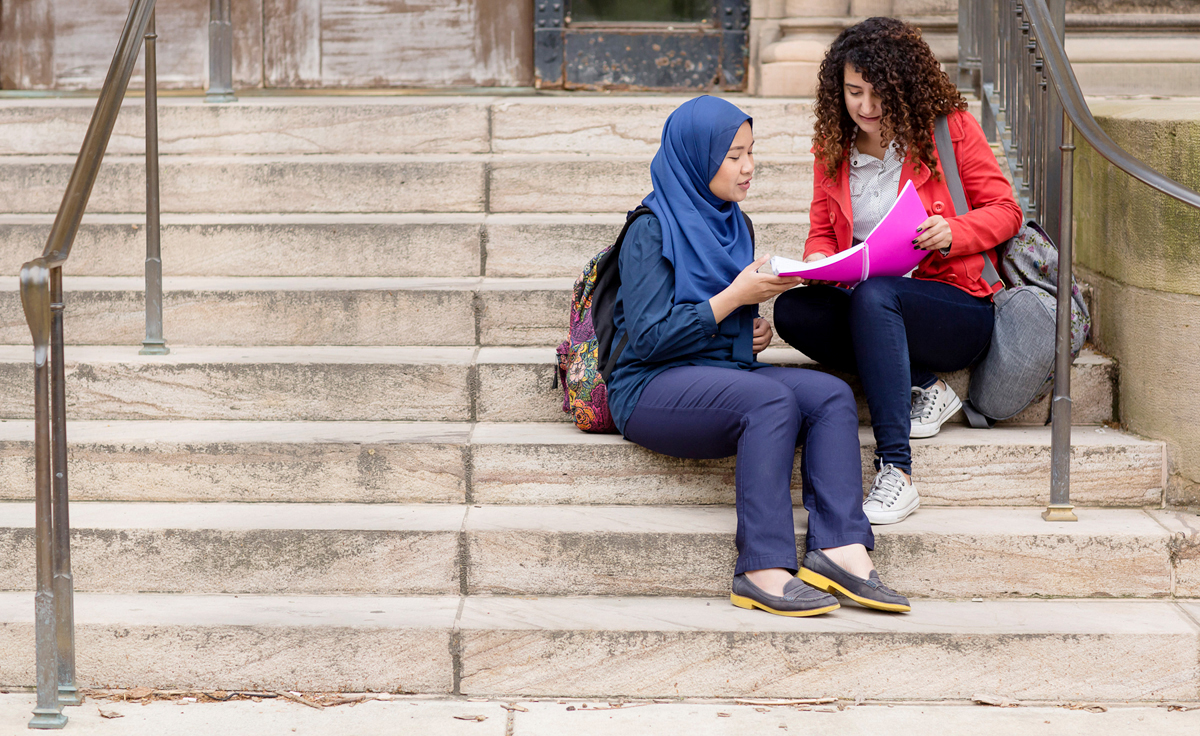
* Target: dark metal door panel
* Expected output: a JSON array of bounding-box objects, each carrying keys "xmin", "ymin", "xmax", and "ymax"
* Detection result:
[{"xmin": 534, "ymin": 1, "xmax": 749, "ymax": 91}]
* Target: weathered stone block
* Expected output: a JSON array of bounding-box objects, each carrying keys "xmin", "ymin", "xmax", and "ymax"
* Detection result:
[
  {"xmin": 0, "ymin": 593, "xmax": 457, "ymax": 692},
  {"xmin": 0, "ymin": 421, "xmax": 469, "ymax": 503},
  {"xmin": 0, "ymin": 503, "xmax": 464, "ymax": 595},
  {"xmin": 0, "ymin": 156, "xmax": 486, "ymax": 213},
  {"xmin": 489, "ymin": 157, "xmax": 813, "ymax": 214},
  {"xmin": 459, "ymin": 597, "xmax": 1200, "ymax": 700},
  {"xmin": 0, "ymin": 347, "xmax": 474, "ymax": 421},
  {"xmin": 0, "ymin": 216, "xmax": 484, "ymax": 278}
]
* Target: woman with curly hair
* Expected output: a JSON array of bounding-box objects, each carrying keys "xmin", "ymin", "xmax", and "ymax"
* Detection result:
[{"xmin": 772, "ymin": 17, "xmax": 1022, "ymax": 525}]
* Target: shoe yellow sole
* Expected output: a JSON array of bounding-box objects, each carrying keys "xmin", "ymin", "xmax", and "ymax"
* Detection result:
[
  {"xmin": 729, "ymin": 593, "xmax": 840, "ymax": 617},
  {"xmin": 797, "ymin": 568, "xmax": 912, "ymax": 613}
]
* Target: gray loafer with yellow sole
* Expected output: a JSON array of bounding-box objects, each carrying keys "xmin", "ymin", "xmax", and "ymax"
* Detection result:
[
  {"xmin": 799, "ymin": 549, "xmax": 911, "ymax": 613},
  {"xmin": 730, "ymin": 573, "xmax": 840, "ymax": 617}
]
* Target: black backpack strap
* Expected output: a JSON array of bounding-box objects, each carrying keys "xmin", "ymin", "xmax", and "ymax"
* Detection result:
[
  {"xmin": 596, "ymin": 206, "xmax": 654, "ymax": 383},
  {"xmin": 934, "ymin": 115, "xmax": 1002, "ymax": 288},
  {"xmin": 597, "ymin": 208, "xmax": 754, "ymax": 384}
]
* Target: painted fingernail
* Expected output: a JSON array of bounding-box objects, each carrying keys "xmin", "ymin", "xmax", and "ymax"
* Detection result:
[{"xmin": 911, "ymin": 239, "xmax": 918, "ymax": 244}]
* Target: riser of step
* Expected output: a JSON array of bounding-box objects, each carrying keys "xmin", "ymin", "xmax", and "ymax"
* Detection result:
[
  {"xmin": 0, "ymin": 278, "xmax": 574, "ymax": 348},
  {"xmin": 0, "ymin": 279, "xmax": 1114, "ymax": 353},
  {"xmin": 0, "ymin": 97, "xmax": 814, "ymax": 157},
  {"xmin": 0, "ymin": 593, "xmax": 457, "ymax": 693},
  {"xmin": 0, "ymin": 347, "xmax": 1114, "ymax": 425},
  {"xmin": 0, "ymin": 214, "xmax": 811, "ymax": 279},
  {"xmin": 459, "ymin": 506, "xmax": 1183, "ymax": 600},
  {"xmin": 0, "ymin": 156, "xmax": 813, "ymax": 214},
  {"xmin": 457, "ymin": 597, "xmax": 1200, "ymax": 700},
  {"xmin": 481, "ymin": 346, "xmax": 1117, "ymax": 427},
  {"xmin": 0, "ymin": 594, "xmax": 1196, "ymax": 700},
  {"xmin": 0, "ymin": 505, "xmax": 1187, "ymax": 599},
  {"xmin": 0, "ymin": 422, "xmax": 1162, "ymax": 509}
]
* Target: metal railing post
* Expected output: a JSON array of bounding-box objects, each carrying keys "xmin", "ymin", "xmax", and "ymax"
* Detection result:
[
  {"xmin": 19, "ymin": 1, "xmax": 159, "ymax": 726},
  {"xmin": 206, "ymin": 0, "xmax": 236, "ymax": 102},
  {"xmin": 1041, "ymin": 0, "xmax": 1065, "ymax": 250},
  {"xmin": 141, "ymin": 9, "xmax": 168, "ymax": 356},
  {"xmin": 22, "ymin": 263, "xmax": 66, "ymax": 730},
  {"xmin": 48, "ymin": 268, "xmax": 80, "ymax": 707},
  {"xmin": 1044, "ymin": 110, "xmax": 1078, "ymax": 521},
  {"xmin": 957, "ymin": 0, "xmax": 978, "ymax": 93}
]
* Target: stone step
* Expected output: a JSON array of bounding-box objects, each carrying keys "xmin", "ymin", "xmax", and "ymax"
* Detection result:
[
  {"xmin": 0, "ymin": 212, "xmax": 811, "ymax": 279},
  {"xmin": 0, "ymin": 153, "xmax": 812, "ymax": 214},
  {"xmin": 0, "ymin": 502, "xmax": 463, "ymax": 596},
  {"xmin": 487, "ymin": 155, "xmax": 812, "ymax": 214},
  {"xmin": 0, "ymin": 346, "xmax": 478, "ymax": 422},
  {"xmin": 0, "ymin": 154, "xmax": 486, "ymax": 214},
  {"xmin": 0, "ymin": 345, "xmax": 1115, "ymax": 424},
  {"xmin": 0, "ymin": 593, "xmax": 1195, "ymax": 699},
  {"xmin": 0, "ymin": 422, "xmax": 1162, "ymax": 508},
  {"xmin": 0, "ymin": 504, "xmax": 1189, "ymax": 599},
  {"xmin": 0, "ymin": 276, "xmax": 575, "ymax": 347},
  {"xmin": 460, "ymin": 506, "xmax": 1185, "ymax": 599},
  {"xmin": 469, "ymin": 423, "xmax": 1162, "ymax": 509},
  {"xmin": 0, "ymin": 96, "xmax": 815, "ymax": 156},
  {"xmin": 456, "ymin": 596, "xmax": 1200, "ymax": 700},
  {"xmin": 477, "ymin": 346, "xmax": 1117, "ymax": 426},
  {"xmin": 0, "ymin": 592, "xmax": 457, "ymax": 692}
]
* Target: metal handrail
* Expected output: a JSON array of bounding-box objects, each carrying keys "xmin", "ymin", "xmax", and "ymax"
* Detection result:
[
  {"xmin": 1024, "ymin": 1, "xmax": 1200, "ymax": 210},
  {"xmin": 960, "ymin": 0, "xmax": 1200, "ymax": 522},
  {"xmin": 19, "ymin": 0, "xmax": 159, "ymax": 728}
]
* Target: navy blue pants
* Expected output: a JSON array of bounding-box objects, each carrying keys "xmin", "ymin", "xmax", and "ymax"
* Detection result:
[
  {"xmin": 773, "ymin": 277, "xmax": 994, "ymax": 474},
  {"xmin": 623, "ymin": 365, "xmax": 874, "ymax": 576}
]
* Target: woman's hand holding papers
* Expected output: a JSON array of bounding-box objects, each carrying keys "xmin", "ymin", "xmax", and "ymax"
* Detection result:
[
  {"xmin": 913, "ymin": 215, "xmax": 952, "ymax": 252},
  {"xmin": 709, "ymin": 254, "xmax": 804, "ymax": 323}
]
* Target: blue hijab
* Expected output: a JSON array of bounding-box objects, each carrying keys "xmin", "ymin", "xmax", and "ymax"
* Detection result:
[{"xmin": 642, "ymin": 96, "xmax": 754, "ymax": 305}]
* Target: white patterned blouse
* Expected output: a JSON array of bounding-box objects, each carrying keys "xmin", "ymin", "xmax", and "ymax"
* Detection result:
[{"xmin": 848, "ymin": 139, "xmax": 905, "ymax": 243}]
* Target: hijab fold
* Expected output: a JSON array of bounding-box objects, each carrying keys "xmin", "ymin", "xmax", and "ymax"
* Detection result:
[{"xmin": 641, "ymin": 96, "xmax": 754, "ymax": 306}]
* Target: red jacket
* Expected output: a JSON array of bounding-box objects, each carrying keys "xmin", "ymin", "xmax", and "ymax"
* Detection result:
[{"xmin": 805, "ymin": 109, "xmax": 1022, "ymax": 298}]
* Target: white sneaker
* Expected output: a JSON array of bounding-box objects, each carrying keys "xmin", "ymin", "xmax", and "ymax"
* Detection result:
[
  {"xmin": 910, "ymin": 381, "xmax": 962, "ymax": 439},
  {"xmin": 863, "ymin": 464, "xmax": 919, "ymax": 525}
]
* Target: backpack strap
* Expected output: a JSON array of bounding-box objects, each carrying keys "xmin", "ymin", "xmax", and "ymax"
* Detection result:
[
  {"xmin": 596, "ymin": 206, "xmax": 654, "ymax": 383},
  {"xmin": 960, "ymin": 399, "xmax": 996, "ymax": 429},
  {"xmin": 597, "ymin": 208, "xmax": 756, "ymax": 384},
  {"xmin": 934, "ymin": 115, "xmax": 1002, "ymax": 288}
]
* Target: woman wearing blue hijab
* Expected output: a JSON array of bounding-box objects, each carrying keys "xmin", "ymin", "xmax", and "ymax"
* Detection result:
[{"xmin": 606, "ymin": 96, "xmax": 909, "ymax": 617}]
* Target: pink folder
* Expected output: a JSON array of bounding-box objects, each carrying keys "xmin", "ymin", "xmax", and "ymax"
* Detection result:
[{"xmin": 769, "ymin": 179, "xmax": 929, "ymax": 284}]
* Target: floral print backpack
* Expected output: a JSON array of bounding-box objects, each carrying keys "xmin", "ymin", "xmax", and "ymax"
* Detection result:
[{"xmin": 554, "ymin": 207, "xmax": 653, "ymax": 433}]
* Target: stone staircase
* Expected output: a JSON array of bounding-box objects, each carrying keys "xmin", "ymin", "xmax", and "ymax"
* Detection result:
[
  {"xmin": 753, "ymin": 0, "xmax": 1200, "ymax": 97},
  {"xmin": 0, "ymin": 94, "xmax": 1195, "ymax": 701}
]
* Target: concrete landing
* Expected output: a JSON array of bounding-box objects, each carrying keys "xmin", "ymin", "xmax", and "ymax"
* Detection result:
[
  {"xmin": 1, "ymin": 695, "xmax": 1199, "ymax": 736},
  {"xmin": 1, "ymin": 695, "xmax": 1198, "ymax": 736}
]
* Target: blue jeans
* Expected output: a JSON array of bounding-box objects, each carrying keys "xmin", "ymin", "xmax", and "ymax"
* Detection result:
[
  {"xmin": 773, "ymin": 278, "xmax": 994, "ymax": 474},
  {"xmin": 623, "ymin": 365, "xmax": 874, "ymax": 576}
]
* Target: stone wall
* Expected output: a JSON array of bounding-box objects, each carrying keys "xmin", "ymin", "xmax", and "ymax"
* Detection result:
[{"xmin": 1074, "ymin": 100, "xmax": 1200, "ymax": 505}]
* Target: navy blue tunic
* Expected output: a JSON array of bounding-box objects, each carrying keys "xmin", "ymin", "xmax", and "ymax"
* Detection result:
[{"xmin": 607, "ymin": 213, "xmax": 767, "ymax": 434}]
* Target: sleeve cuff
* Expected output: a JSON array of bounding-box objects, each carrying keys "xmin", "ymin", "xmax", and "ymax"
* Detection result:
[{"xmin": 695, "ymin": 299, "xmax": 719, "ymax": 339}]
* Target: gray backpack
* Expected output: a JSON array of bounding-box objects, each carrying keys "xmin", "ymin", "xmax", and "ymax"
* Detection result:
[{"xmin": 934, "ymin": 116, "xmax": 1091, "ymax": 426}]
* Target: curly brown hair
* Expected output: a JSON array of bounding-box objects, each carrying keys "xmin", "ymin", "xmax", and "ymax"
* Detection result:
[{"xmin": 812, "ymin": 17, "xmax": 967, "ymax": 180}]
